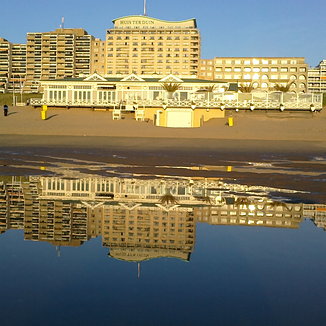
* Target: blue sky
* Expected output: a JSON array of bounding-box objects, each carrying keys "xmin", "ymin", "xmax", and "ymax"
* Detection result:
[{"xmin": 1, "ymin": 0, "xmax": 325, "ymax": 66}]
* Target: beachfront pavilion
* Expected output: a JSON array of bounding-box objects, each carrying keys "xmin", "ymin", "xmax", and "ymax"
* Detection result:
[
  {"xmin": 34, "ymin": 73, "xmax": 229, "ymax": 127},
  {"xmin": 32, "ymin": 72, "xmax": 323, "ymax": 128}
]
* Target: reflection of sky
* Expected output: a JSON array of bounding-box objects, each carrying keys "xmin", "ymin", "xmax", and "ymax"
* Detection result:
[{"xmin": 1, "ymin": 220, "xmax": 326, "ymax": 326}]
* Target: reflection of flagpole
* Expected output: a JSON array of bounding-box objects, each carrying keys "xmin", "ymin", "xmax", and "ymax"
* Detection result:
[
  {"xmin": 56, "ymin": 245, "xmax": 61, "ymax": 257},
  {"xmin": 137, "ymin": 262, "xmax": 141, "ymax": 279}
]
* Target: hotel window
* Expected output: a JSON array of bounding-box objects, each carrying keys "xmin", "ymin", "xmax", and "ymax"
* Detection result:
[
  {"xmin": 224, "ymin": 74, "xmax": 232, "ymax": 79},
  {"xmin": 270, "ymin": 75, "xmax": 278, "ymax": 79},
  {"xmin": 235, "ymin": 59, "xmax": 241, "ymax": 64},
  {"xmin": 244, "ymin": 67, "xmax": 251, "ymax": 72},
  {"xmin": 261, "ymin": 74, "xmax": 268, "ymax": 80},
  {"xmin": 271, "ymin": 60, "xmax": 278, "ymax": 64},
  {"xmin": 234, "ymin": 67, "xmax": 241, "ymax": 72},
  {"xmin": 243, "ymin": 74, "xmax": 251, "ymax": 79},
  {"xmin": 299, "ymin": 75, "xmax": 306, "ymax": 80},
  {"xmin": 281, "ymin": 60, "xmax": 288, "ymax": 64},
  {"xmin": 280, "ymin": 68, "xmax": 288, "ymax": 72},
  {"xmin": 271, "ymin": 67, "xmax": 278, "ymax": 72},
  {"xmin": 290, "ymin": 75, "xmax": 297, "ymax": 80},
  {"xmin": 252, "ymin": 59, "xmax": 260, "ymax": 65},
  {"xmin": 225, "ymin": 67, "xmax": 232, "ymax": 72},
  {"xmin": 261, "ymin": 68, "xmax": 269, "ymax": 72},
  {"xmin": 244, "ymin": 60, "xmax": 251, "ymax": 65},
  {"xmin": 215, "ymin": 59, "xmax": 222, "ymax": 64},
  {"xmin": 290, "ymin": 67, "xmax": 297, "ymax": 72},
  {"xmin": 252, "ymin": 74, "xmax": 259, "ymax": 80},
  {"xmin": 225, "ymin": 60, "xmax": 232, "ymax": 64},
  {"xmin": 253, "ymin": 68, "xmax": 260, "ymax": 72},
  {"xmin": 234, "ymin": 74, "xmax": 241, "ymax": 79},
  {"xmin": 299, "ymin": 83, "xmax": 306, "ymax": 88},
  {"xmin": 262, "ymin": 59, "xmax": 269, "ymax": 64},
  {"xmin": 299, "ymin": 67, "xmax": 306, "ymax": 72},
  {"xmin": 215, "ymin": 67, "xmax": 222, "ymax": 71},
  {"xmin": 261, "ymin": 82, "xmax": 268, "ymax": 88}
]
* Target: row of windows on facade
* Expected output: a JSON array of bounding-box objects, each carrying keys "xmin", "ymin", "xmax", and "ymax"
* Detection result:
[
  {"xmin": 211, "ymin": 74, "xmax": 306, "ymax": 81},
  {"xmin": 202, "ymin": 66, "xmax": 306, "ymax": 73},
  {"xmin": 107, "ymin": 30, "xmax": 198, "ymax": 36},
  {"xmin": 203, "ymin": 59, "xmax": 302, "ymax": 65}
]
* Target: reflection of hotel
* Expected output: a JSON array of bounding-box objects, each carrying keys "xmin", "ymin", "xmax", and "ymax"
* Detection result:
[
  {"xmin": 103, "ymin": 205, "xmax": 195, "ymax": 262},
  {"xmin": 0, "ymin": 176, "xmax": 325, "ymax": 262}
]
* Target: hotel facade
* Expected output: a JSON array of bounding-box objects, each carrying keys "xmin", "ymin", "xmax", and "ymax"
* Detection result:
[
  {"xmin": 104, "ymin": 15, "xmax": 200, "ymax": 76},
  {"xmin": 198, "ymin": 57, "xmax": 309, "ymax": 93}
]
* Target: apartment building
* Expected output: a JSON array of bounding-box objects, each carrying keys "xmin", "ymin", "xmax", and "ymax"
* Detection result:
[
  {"xmin": 8, "ymin": 43, "xmax": 26, "ymax": 92},
  {"xmin": 90, "ymin": 38, "xmax": 106, "ymax": 74},
  {"xmin": 106, "ymin": 15, "xmax": 200, "ymax": 76},
  {"xmin": 198, "ymin": 57, "xmax": 308, "ymax": 93},
  {"xmin": 308, "ymin": 60, "xmax": 326, "ymax": 93},
  {"xmin": 25, "ymin": 28, "xmax": 94, "ymax": 92},
  {"xmin": 0, "ymin": 38, "xmax": 11, "ymax": 93}
]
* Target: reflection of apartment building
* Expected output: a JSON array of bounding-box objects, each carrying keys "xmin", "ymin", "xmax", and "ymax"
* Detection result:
[
  {"xmin": 195, "ymin": 200, "xmax": 304, "ymax": 229},
  {"xmin": 25, "ymin": 28, "xmax": 94, "ymax": 92},
  {"xmin": 308, "ymin": 60, "xmax": 326, "ymax": 93},
  {"xmin": 303, "ymin": 204, "xmax": 326, "ymax": 231},
  {"xmin": 24, "ymin": 199, "xmax": 88, "ymax": 246},
  {"xmin": 198, "ymin": 57, "xmax": 308, "ymax": 93},
  {"xmin": 106, "ymin": 16, "xmax": 200, "ymax": 76}
]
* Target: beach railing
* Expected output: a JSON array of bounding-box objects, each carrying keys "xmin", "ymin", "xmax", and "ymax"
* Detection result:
[{"xmin": 31, "ymin": 91, "xmax": 323, "ymax": 111}]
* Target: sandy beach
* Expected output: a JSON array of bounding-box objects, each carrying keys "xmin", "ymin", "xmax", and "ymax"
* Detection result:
[{"xmin": 0, "ymin": 106, "xmax": 325, "ymax": 144}]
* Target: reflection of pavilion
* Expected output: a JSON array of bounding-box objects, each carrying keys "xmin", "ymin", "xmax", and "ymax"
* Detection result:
[{"xmin": 0, "ymin": 176, "xmax": 325, "ymax": 262}]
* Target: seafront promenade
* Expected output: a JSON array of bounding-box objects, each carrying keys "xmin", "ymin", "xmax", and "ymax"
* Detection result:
[{"xmin": 0, "ymin": 106, "xmax": 325, "ymax": 143}]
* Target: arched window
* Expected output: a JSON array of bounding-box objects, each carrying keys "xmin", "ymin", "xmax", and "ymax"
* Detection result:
[{"xmin": 261, "ymin": 74, "xmax": 268, "ymax": 80}]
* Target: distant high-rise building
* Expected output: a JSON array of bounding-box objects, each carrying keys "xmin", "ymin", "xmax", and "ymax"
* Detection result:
[
  {"xmin": 0, "ymin": 38, "xmax": 12, "ymax": 93},
  {"xmin": 308, "ymin": 60, "xmax": 326, "ymax": 93},
  {"xmin": 25, "ymin": 28, "xmax": 94, "ymax": 92},
  {"xmin": 105, "ymin": 15, "xmax": 200, "ymax": 76},
  {"xmin": 198, "ymin": 57, "xmax": 308, "ymax": 93},
  {"xmin": 90, "ymin": 38, "xmax": 106, "ymax": 74},
  {"xmin": 8, "ymin": 43, "xmax": 26, "ymax": 93}
]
